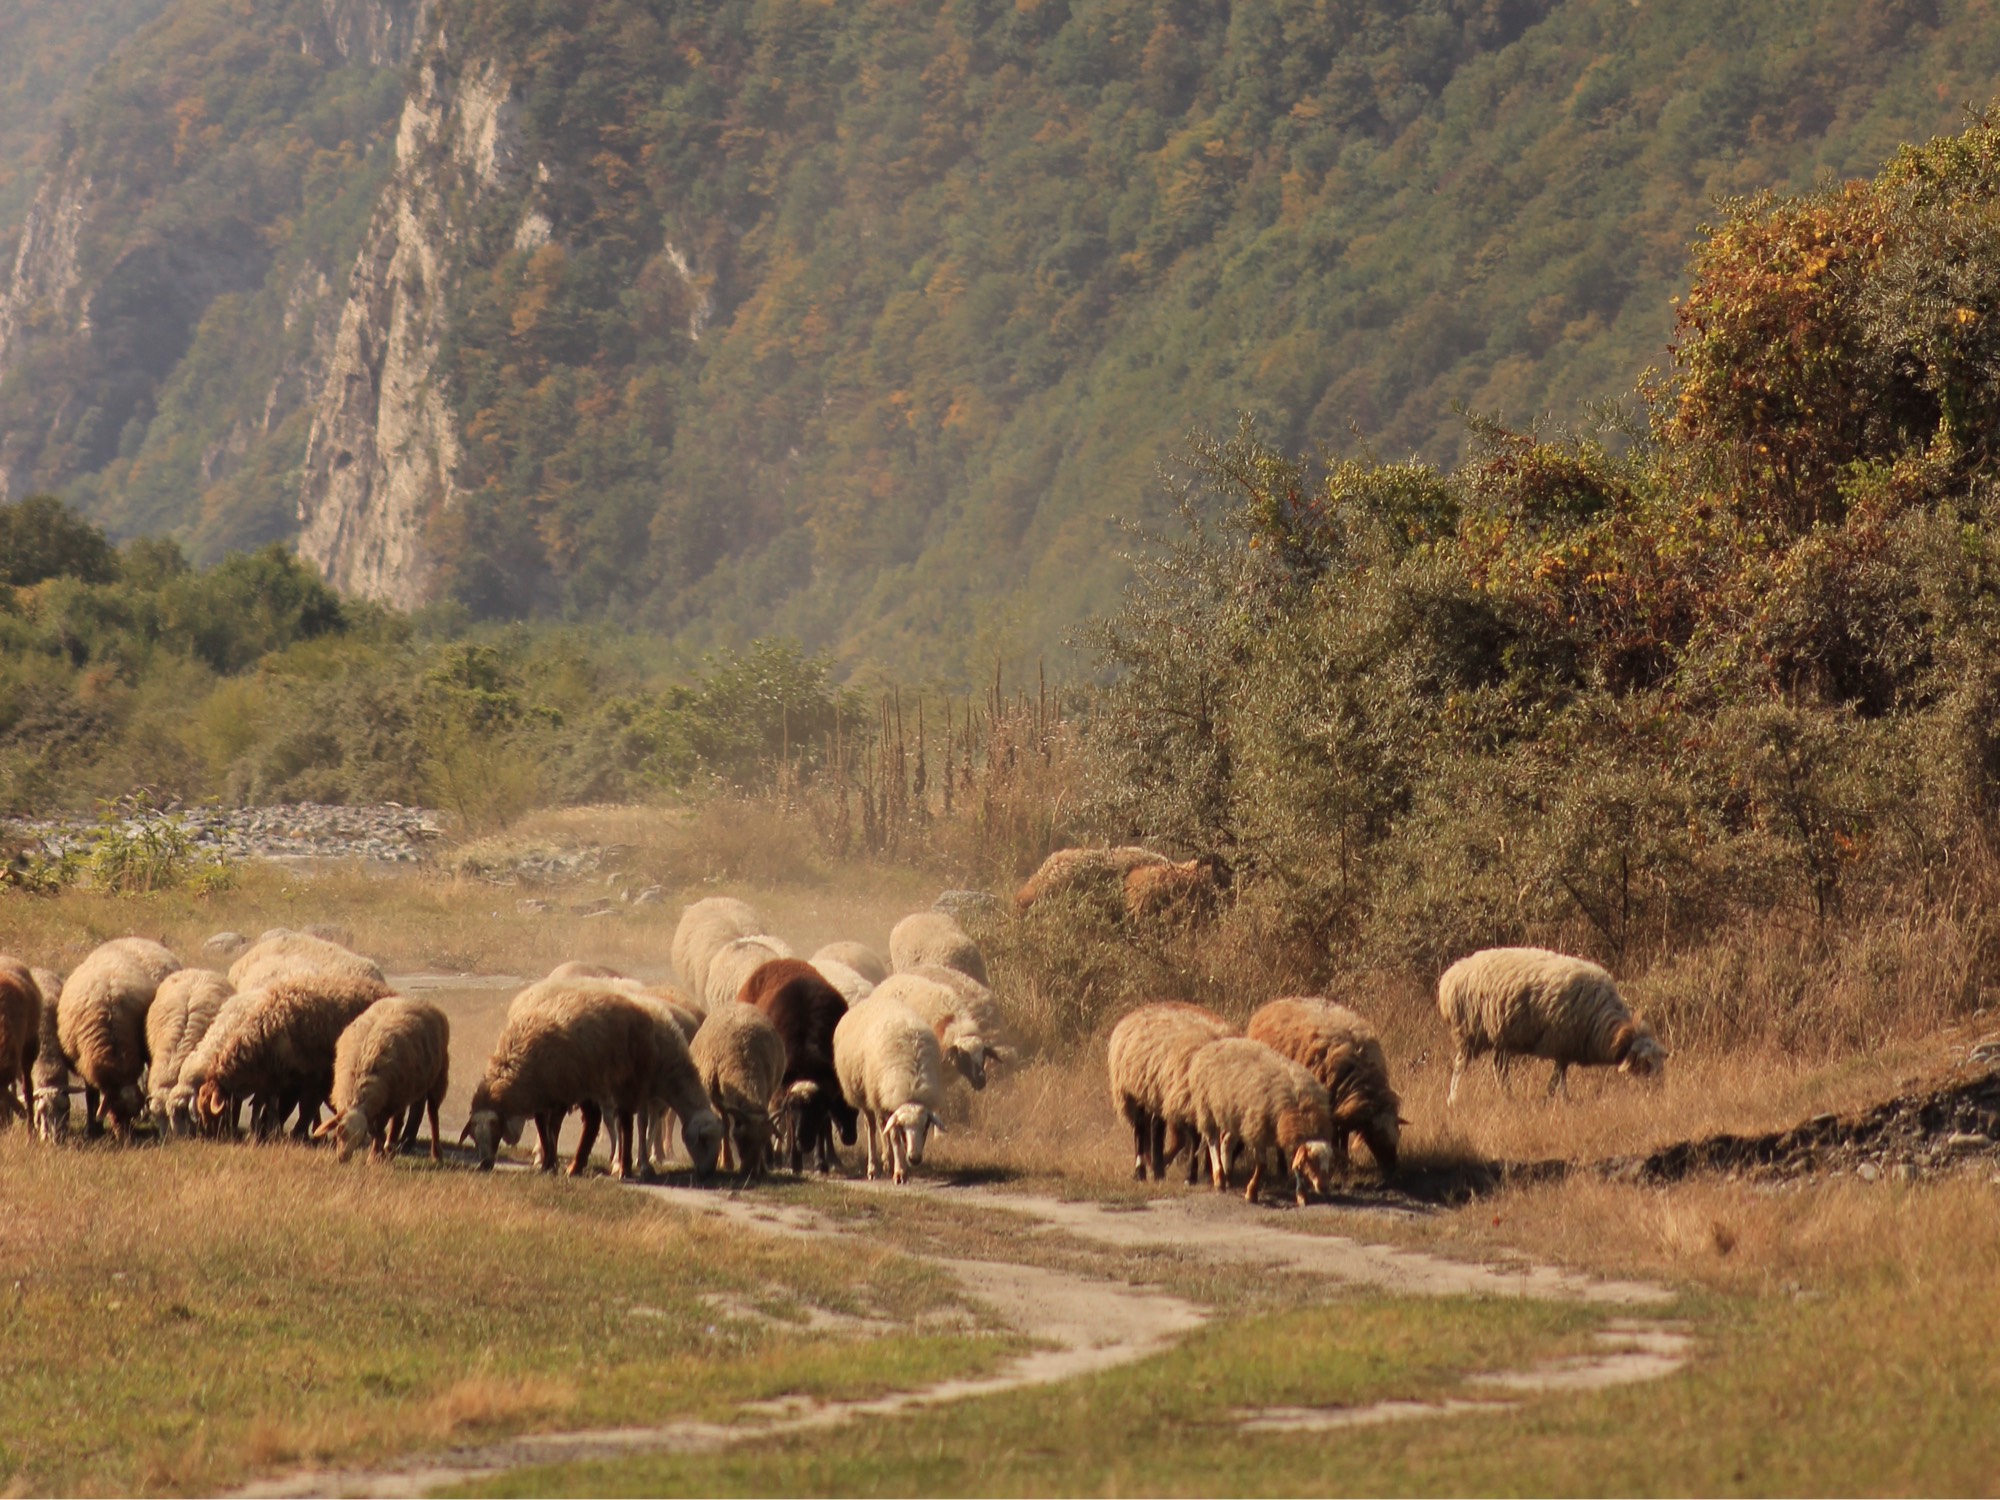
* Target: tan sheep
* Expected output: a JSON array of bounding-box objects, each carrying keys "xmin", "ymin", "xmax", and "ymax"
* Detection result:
[
  {"xmin": 703, "ymin": 934, "xmax": 793, "ymax": 1010},
  {"xmin": 195, "ymin": 980, "xmax": 381, "ymax": 1141},
  {"xmin": 1185, "ymin": 1038, "xmax": 1336, "ymax": 1205},
  {"xmin": 688, "ymin": 1000, "xmax": 788, "ymax": 1179},
  {"xmin": 671, "ymin": 897, "xmax": 765, "ymax": 996},
  {"xmin": 228, "ymin": 930, "xmax": 388, "ymax": 1008},
  {"xmin": 1105, "ymin": 1001, "xmax": 1235, "ymax": 1182},
  {"xmin": 873, "ymin": 969, "xmax": 1012, "ymax": 1090},
  {"xmin": 627, "ymin": 1000, "xmax": 723, "ymax": 1180},
  {"xmin": 145, "ymin": 970, "xmax": 235, "ymax": 1133},
  {"xmin": 169, "ymin": 991, "xmax": 258, "ymax": 1137},
  {"xmin": 57, "ymin": 937, "xmax": 182, "ymax": 1140},
  {"xmin": 0, "ymin": 957, "xmax": 39, "ymax": 1128},
  {"xmin": 833, "ymin": 994, "xmax": 946, "ymax": 1184},
  {"xmin": 29, "ymin": 967, "xmax": 67, "ymax": 1140},
  {"xmin": 1124, "ymin": 856, "xmax": 1227, "ymax": 925},
  {"xmin": 313, "ymin": 997, "xmax": 450, "ymax": 1161},
  {"xmin": 463, "ymin": 980, "xmax": 659, "ymax": 1176},
  {"xmin": 1015, "ymin": 845, "xmax": 1169, "ymax": 913},
  {"xmin": 1438, "ymin": 947, "xmax": 1668, "ymax": 1104},
  {"xmin": 1247, "ymin": 997, "xmax": 1404, "ymax": 1174},
  {"xmin": 811, "ymin": 941, "xmax": 888, "ymax": 987},
  {"xmin": 888, "ymin": 911, "xmax": 988, "ymax": 986}
]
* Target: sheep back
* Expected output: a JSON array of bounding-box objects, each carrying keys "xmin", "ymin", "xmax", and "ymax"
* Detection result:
[
  {"xmin": 888, "ymin": 911, "xmax": 988, "ymax": 985},
  {"xmin": 833, "ymin": 995, "xmax": 945, "ymax": 1120},
  {"xmin": 811, "ymin": 941, "xmax": 887, "ymax": 987},
  {"xmin": 1247, "ymin": 997, "xmax": 1402, "ymax": 1171},
  {"xmin": 671, "ymin": 898, "xmax": 765, "ymax": 995},
  {"xmin": 228, "ymin": 931, "xmax": 388, "ymax": 1008},
  {"xmin": 146, "ymin": 970, "xmax": 235, "ymax": 1122},
  {"xmin": 702, "ymin": 935, "xmax": 793, "ymax": 1010},
  {"xmin": 1015, "ymin": 846, "xmax": 1169, "ymax": 913},
  {"xmin": 324, "ymin": 996, "xmax": 450, "ymax": 1158}
]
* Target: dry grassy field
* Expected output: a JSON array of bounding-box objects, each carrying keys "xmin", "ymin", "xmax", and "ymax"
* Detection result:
[{"xmin": 5, "ymin": 805, "xmax": 1999, "ymax": 1496}]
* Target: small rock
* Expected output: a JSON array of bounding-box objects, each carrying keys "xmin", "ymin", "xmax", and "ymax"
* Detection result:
[
  {"xmin": 202, "ymin": 931, "xmax": 247, "ymax": 957},
  {"xmin": 516, "ymin": 899, "xmax": 552, "ymax": 915},
  {"xmin": 1856, "ymin": 1162, "xmax": 1881, "ymax": 1183},
  {"xmin": 632, "ymin": 885, "xmax": 664, "ymax": 906},
  {"xmin": 1945, "ymin": 1132, "xmax": 1992, "ymax": 1153}
]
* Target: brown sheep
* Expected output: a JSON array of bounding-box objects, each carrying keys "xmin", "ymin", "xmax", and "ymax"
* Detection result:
[
  {"xmin": 195, "ymin": 980, "xmax": 380, "ymax": 1141},
  {"xmin": 145, "ymin": 970, "xmax": 234, "ymax": 1133},
  {"xmin": 741, "ymin": 959, "xmax": 857, "ymax": 1173},
  {"xmin": 1015, "ymin": 846, "xmax": 1169, "ymax": 914},
  {"xmin": 1105, "ymin": 1001, "xmax": 1236, "ymax": 1182},
  {"xmin": 0, "ymin": 957, "xmax": 39, "ymax": 1128},
  {"xmin": 689, "ymin": 1001, "xmax": 788, "ymax": 1179},
  {"xmin": 1124, "ymin": 855, "xmax": 1228, "ymax": 925},
  {"xmin": 228, "ymin": 930, "xmax": 388, "ymax": 1009},
  {"xmin": 30, "ymin": 967, "xmax": 67, "ymax": 1139},
  {"xmin": 1186, "ymin": 1039, "xmax": 1336, "ymax": 1205},
  {"xmin": 1247, "ymin": 997, "xmax": 1404, "ymax": 1174}
]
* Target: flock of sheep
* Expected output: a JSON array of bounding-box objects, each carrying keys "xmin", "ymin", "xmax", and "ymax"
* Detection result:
[{"xmin": 0, "ymin": 844, "xmax": 1667, "ymax": 1201}]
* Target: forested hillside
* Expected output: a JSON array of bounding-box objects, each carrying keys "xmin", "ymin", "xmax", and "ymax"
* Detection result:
[{"xmin": 2, "ymin": 0, "xmax": 1995, "ymax": 677}]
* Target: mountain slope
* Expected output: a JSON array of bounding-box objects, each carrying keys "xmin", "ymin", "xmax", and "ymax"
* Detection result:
[{"xmin": 1, "ymin": 0, "xmax": 1994, "ymax": 677}]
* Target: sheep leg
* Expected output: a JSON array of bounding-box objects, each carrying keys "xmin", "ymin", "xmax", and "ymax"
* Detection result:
[
  {"xmin": 1242, "ymin": 1147, "xmax": 1266, "ymax": 1204},
  {"xmin": 570, "ymin": 1102, "xmax": 602, "ymax": 1176},
  {"xmin": 1447, "ymin": 1047, "xmax": 1470, "ymax": 1107},
  {"xmin": 1181, "ymin": 1123, "xmax": 1206, "ymax": 1186},
  {"xmin": 84, "ymin": 1085, "xmax": 104, "ymax": 1139},
  {"xmin": 534, "ymin": 1112, "xmax": 561, "ymax": 1173},
  {"xmin": 862, "ymin": 1110, "xmax": 879, "ymax": 1180}
]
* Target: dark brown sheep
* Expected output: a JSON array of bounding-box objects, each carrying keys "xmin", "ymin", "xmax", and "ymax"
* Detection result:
[{"xmin": 742, "ymin": 959, "xmax": 857, "ymax": 1173}]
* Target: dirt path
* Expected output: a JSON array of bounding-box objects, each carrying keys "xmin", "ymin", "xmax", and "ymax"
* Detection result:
[{"xmin": 238, "ymin": 1175, "xmax": 1686, "ymax": 1499}]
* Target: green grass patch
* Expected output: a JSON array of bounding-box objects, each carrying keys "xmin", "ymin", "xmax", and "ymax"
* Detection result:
[{"xmin": 0, "ymin": 1137, "xmax": 1014, "ymax": 1496}]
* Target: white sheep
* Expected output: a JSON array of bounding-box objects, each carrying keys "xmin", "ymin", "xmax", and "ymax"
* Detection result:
[
  {"xmin": 888, "ymin": 911, "xmax": 987, "ymax": 985},
  {"xmin": 811, "ymin": 941, "xmax": 888, "ymax": 987},
  {"xmin": 1437, "ymin": 946, "xmax": 1668, "ymax": 1104},
  {"xmin": 688, "ymin": 1001, "xmax": 788, "ymax": 1178},
  {"xmin": 833, "ymin": 994, "xmax": 946, "ymax": 1184},
  {"xmin": 671, "ymin": 897, "xmax": 765, "ymax": 996},
  {"xmin": 810, "ymin": 957, "xmax": 877, "ymax": 1007},
  {"xmin": 313, "ymin": 996, "xmax": 450, "ymax": 1161},
  {"xmin": 168, "ymin": 991, "xmax": 257, "ymax": 1137},
  {"xmin": 145, "ymin": 969, "xmax": 234, "ymax": 1133},
  {"xmin": 1105, "ymin": 1002, "xmax": 1235, "ymax": 1182},
  {"xmin": 702, "ymin": 934, "xmax": 793, "ymax": 1010},
  {"xmin": 872, "ymin": 969, "xmax": 1011, "ymax": 1090},
  {"xmin": 1185, "ymin": 1038, "xmax": 1337, "ymax": 1205},
  {"xmin": 1246, "ymin": 997, "xmax": 1404, "ymax": 1174}
]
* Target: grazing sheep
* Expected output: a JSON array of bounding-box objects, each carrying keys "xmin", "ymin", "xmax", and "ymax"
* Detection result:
[
  {"xmin": 1438, "ymin": 947, "xmax": 1668, "ymax": 1104},
  {"xmin": 1247, "ymin": 998, "xmax": 1404, "ymax": 1174},
  {"xmin": 1186, "ymin": 1038, "xmax": 1337, "ymax": 1205},
  {"xmin": 57, "ymin": 938, "xmax": 182, "ymax": 1140},
  {"xmin": 689, "ymin": 1001, "xmax": 788, "ymax": 1179},
  {"xmin": 30, "ymin": 967, "xmax": 67, "ymax": 1140},
  {"xmin": 1015, "ymin": 846, "xmax": 1169, "ymax": 914},
  {"xmin": 626, "ymin": 1000, "xmax": 723, "ymax": 1180},
  {"xmin": 874, "ymin": 969, "xmax": 1011, "ymax": 1091},
  {"xmin": 1124, "ymin": 855, "xmax": 1228, "ymax": 925},
  {"xmin": 546, "ymin": 960, "xmax": 628, "ymax": 982},
  {"xmin": 833, "ymin": 994, "xmax": 946, "ymax": 1184},
  {"xmin": 702, "ymin": 935, "xmax": 793, "ymax": 1010},
  {"xmin": 313, "ymin": 997, "xmax": 450, "ymax": 1161},
  {"xmin": 0, "ymin": 958, "xmax": 39, "ymax": 1127},
  {"xmin": 811, "ymin": 941, "xmax": 888, "ymax": 987},
  {"xmin": 145, "ymin": 970, "xmax": 234, "ymax": 1133},
  {"xmin": 228, "ymin": 930, "xmax": 388, "ymax": 1008},
  {"xmin": 168, "ymin": 991, "xmax": 258, "ymax": 1137},
  {"xmin": 810, "ymin": 958, "xmax": 877, "ymax": 1007},
  {"xmin": 671, "ymin": 897, "xmax": 765, "ymax": 996},
  {"xmin": 1106, "ymin": 1002, "xmax": 1235, "ymax": 1182},
  {"xmin": 463, "ymin": 981, "xmax": 658, "ymax": 1175},
  {"xmin": 888, "ymin": 911, "xmax": 988, "ymax": 986},
  {"xmin": 195, "ymin": 980, "xmax": 380, "ymax": 1141},
  {"xmin": 742, "ymin": 959, "xmax": 857, "ymax": 1173},
  {"xmin": 546, "ymin": 964, "xmax": 708, "ymax": 1041}
]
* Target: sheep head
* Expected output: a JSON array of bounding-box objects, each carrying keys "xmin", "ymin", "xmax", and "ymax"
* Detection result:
[
  {"xmin": 1613, "ymin": 1021, "xmax": 1668, "ymax": 1080},
  {"xmin": 1290, "ymin": 1140, "xmax": 1336, "ymax": 1204},
  {"xmin": 682, "ymin": 1107, "xmax": 724, "ymax": 1177},
  {"xmin": 32, "ymin": 1086, "xmax": 68, "ymax": 1141},
  {"xmin": 943, "ymin": 1040, "xmax": 988, "ymax": 1090},
  {"xmin": 194, "ymin": 1079, "xmax": 231, "ymax": 1136},
  {"xmin": 884, "ymin": 1102, "xmax": 940, "ymax": 1183},
  {"xmin": 462, "ymin": 1107, "xmax": 505, "ymax": 1171}
]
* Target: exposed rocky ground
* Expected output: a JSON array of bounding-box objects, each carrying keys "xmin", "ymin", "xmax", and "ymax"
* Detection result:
[{"xmin": 3, "ymin": 803, "xmax": 447, "ymax": 863}]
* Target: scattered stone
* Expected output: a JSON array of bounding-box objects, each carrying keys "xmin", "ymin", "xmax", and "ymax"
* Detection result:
[
  {"xmin": 517, "ymin": 899, "xmax": 553, "ymax": 915},
  {"xmin": 632, "ymin": 885, "xmax": 664, "ymax": 906},
  {"xmin": 1856, "ymin": 1162, "xmax": 1880, "ymax": 1182},
  {"xmin": 3, "ymin": 802, "xmax": 445, "ymax": 865},
  {"xmin": 202, "ymin": 931, "xmax": 247, "ymax": 957},
  {"xmin": 1946, "ymin": 1132, "xmax": 1992, "ymax": 1153}
]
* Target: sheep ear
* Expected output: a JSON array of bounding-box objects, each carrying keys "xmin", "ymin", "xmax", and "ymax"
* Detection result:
[
  {"xmin": 457, "ymin": 1122, "xmax": 474, "ymax": 1145},
  {"xmin": 310, "ymin": 1115, "xmax": 339, "ymax": 1140}
]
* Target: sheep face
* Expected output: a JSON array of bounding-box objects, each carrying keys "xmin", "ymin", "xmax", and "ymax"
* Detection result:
[
  {"xmin": 1290, "ymin": 1140, "xmax": 1336, "ymax": 1204},
  {"xmin": 464, "ymin": 1108, "xmax": 506, "ymax": 1170},
  {"xmin": 944, "ymin": 1041, "xmax": 988, "ymax": 1090},
  {"xmin": 683, "ymin": 1108, "xmax": 724, "ymax": 1176},
  {"xmin": 32, "ymin": 1087, "xmax": 68, "ymax": 1141},
  {"xmin": 884, "ymin": 1102, "xmax": 939, "ymax": 1184},
  {"xmin": 1614, "ymin": 1023, "xmax": 1668, "ymax": 1080}
]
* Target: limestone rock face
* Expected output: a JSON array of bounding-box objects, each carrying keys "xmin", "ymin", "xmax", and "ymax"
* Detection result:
[{"xmin": 297, "ymin": 51, "xmax": 526, "ymax": 609}]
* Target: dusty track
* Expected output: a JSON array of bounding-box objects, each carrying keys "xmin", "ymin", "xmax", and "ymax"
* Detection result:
[{"xmin": 238, "ymin": 1178, "xmax": 1686, "ymax": 1499}]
